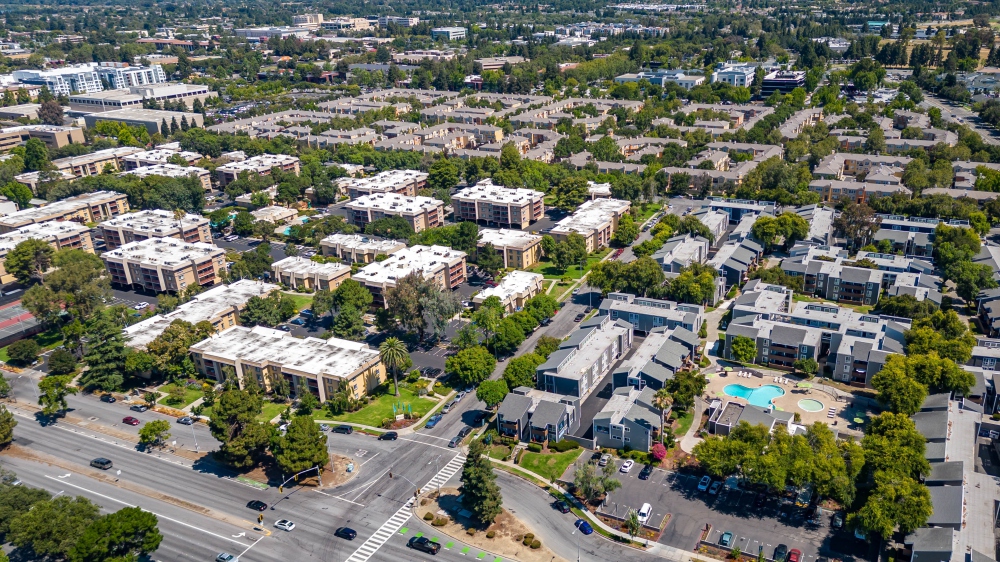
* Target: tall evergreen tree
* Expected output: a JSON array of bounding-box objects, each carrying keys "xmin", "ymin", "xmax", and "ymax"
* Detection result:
[
  {"xmin": 180, "ymin": 115, "xmax": 189, "ymax": 131},
  {"xmin": 80, "ymin": 314, "xmax": 129, "ymax": 391},
  {"xmin": 460, "ymin": 440, "xmax": 503, "ymax": 524},
  {"xmin": 160, "ymin": 119, "xmax": 169, "ymax": 137},
  {"xmin": 170, "ymin": 117, "xmax": 179, "ymax": 134}
]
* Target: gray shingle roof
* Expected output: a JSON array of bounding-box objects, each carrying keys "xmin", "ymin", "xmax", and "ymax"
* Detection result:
[
  {"xmin": 530, "ymin": 400, "xmax": 566, "ymax": 430},
  {"xmin": 497, "ymin": 393, "xmax": 532, "ymax": 421}
]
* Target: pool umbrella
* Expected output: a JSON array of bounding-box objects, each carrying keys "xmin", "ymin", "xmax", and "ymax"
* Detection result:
[
  {"xmin": 853, "ymin": 417, "xmax": 864, "ymax": 424},
  {"xmin": 796, "ymin": 382, "xmax": 813, "ymax": 389},
  {"xmin": 723, "ymin": 367, "xmax": 733, "ymax": 372}
]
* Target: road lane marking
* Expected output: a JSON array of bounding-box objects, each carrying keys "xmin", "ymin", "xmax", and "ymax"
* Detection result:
[{"xmin": 43, "ymin": 474, "xmax": 249, "ymax": 546}]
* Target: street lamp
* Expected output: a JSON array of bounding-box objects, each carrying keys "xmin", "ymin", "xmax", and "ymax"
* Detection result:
[{"xmin": 189, "ymin": 421, "xmax": 199, "ymax": 453}]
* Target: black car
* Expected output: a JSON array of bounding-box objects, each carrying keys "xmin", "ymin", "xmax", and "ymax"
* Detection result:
[
  {"xmin": 246, "ymin": 500, "xmax": 268, "ymax": 511},
  {"xmin": 129, "ymin": 404, "xmax": 148, "ymax": 413},
  {"xmin": 457, "ymin": 426, "xmax": 472, "ymax": 439},
  {"xmin": 100, "ymin": 394, "xmax": 116, "ymax": 403},
  {"xmin": 473, "ymin": 412, "xmax": 488, "ymax": 426},
  {"xmin": 555, "ymin": 500, "xmax": 571, "ymax": 514},
  {"xmin": 332, "ymin": 425, "xmax": 353, "ymax": 434},
  {"xmin": 378, "ymin": 431, "xmax": 398, "ymax": 441},
  {"xmin": 540, "ymin": 317, "xmax": 552, "ymax": 327},
  {"xmin": 773, "ymin": 544, "xmax": 788, "ymax": 562},
  {"xmin": 753, "ymin": 492, "xmax": 767, "ymax": 508},
  {"xmin": 334, "ymin": 527, "xmax": 357, "ymax": 540},
  {"xmin": 408, "ymin": 537, "xmax": 441, "ymax": 555},
  {"xmin": 574, "ymin": 313, "xmax": 585, "ymax": 322},
  {"xmin": 638, "ymin": 464, "xmax": 654, "ymax": 480}
]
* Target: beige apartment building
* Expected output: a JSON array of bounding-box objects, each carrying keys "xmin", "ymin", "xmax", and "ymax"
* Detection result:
[
  {"xmin": 0, "ymin": 222, "xmax": 94, "ymax": 284},
  {"xmin": 319, "ymin": 233, "xmax": 406, "ymax": 264},
  {"xmin": 346, "ymin": 193, "xmax": 444, "ymax": 233},
  {"xmin": 0, "ymin": 125, "xmax": 85, "ymax": 151},
  {"xmin": 189, "ymin": 325, "xmax": 385, "ymax": 401},
  {"xmin": 339, "ymin": 169, "xmax": 428, "ymax": 199},
  {"xmin": 98, "ymin": 209, "xmax": 212, "ymax": 250},
  {"xmin": 271, "ymin": 257, "xmax": 351, "ymax": 291},
  {"xmin": 102, "ymin": 238, "xmax": 226, "ymax": 293},
  {"xmin": 120, "ymin": 163, "xmax": 213, "ymax": 191},
  {"xmin": 0, "ymin": 191, "xmax": 130, "ymax": 233},
  {"xmin": 215, "ymin": 154, "xmax": 300, "ymax": 187},
  {"xmin": 550, "ymin": 198, "xmax": 632, "ymax": 252},
  {"xmin": 51, "ymin": 147, "xmax": 144, "ymax": 177},
  {"xmin": 353, "ymin": 245, "xmax": 467, "ymax": 307},
  {"xmin": 478, "ymin": 228, "xmax": 543, "ymax": 269},
  {"xmin": 452, "ymin": 179, "xmax": 545, "ymax": 228}
]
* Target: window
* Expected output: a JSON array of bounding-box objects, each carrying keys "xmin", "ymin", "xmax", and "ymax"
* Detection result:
[
  {"xmin": 624, "ymin": 427, "xmax": 630, "ymax": 433},
  {"xmin": 843, "ymin": 364, "xmax": 850, "ymax": 373},
  {"xmin": 612, "ymin": 434, "xmax": 622, "ymax": 440},
  {"xmin": 624, "ymin": 437, "xmax": 630, "ymax": 443}
]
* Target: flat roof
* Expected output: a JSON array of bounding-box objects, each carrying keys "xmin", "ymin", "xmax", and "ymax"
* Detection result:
[
  {"xmin": 550, "ymin": 198, "xmax": 630, "ymax": 236},
  {"xmin": 100, "ymin": 209, "xmax": 208, "ymax": 232},
  {"xmin": 0, "ymin": 190, "xmax": 126, "ymax": 226},
  {"xmin": 320, "ymin": 233, "xmax": 405, "ymax": 254},
  {"xmin": 542, "ymin": 319, "xmax": 629, "ymax": 382},
  {"xmin": 272, "ymin": 256, "xmax": 350, "ymax": 277},
  {"xmin": 124, "ymin": 279, "xmax": 280, "ymax": 349},
  {"xmin": 478, "ymin": 228, "xmax": 541, "ymax": 249},
  {"xmin": 473, "ymin": 270, "xmax": 542, "ymax": 302},
  {"xmin": 102, "ymin": 237, "xmax": 223, "ymax": 266},
  {"xmin": 125, "ymin": 148, "xmax": 202, "ymax": 163},
  {"xmin": 339, "ymin": 169, "xmax": 428, "ymax": 194},
  {"xmin": 346, "ymin": 193, "xmax": 443, "ymax": 214},
  {"xmin": 354, "ymin": 245, "xmax": 465, "ymax": 286},
  {"xmin": 453, "ymin": 180, "xmax": 544, "ymax": 204},
  {"xmin": 216, "ymin": 154, "xmax": 299, "ymax": 173},
  {"xmin": 189, "ymin": 325, "xmax": 379, "ymax": 381},
  {"xmin": 121, "ymin": 163, "xmax": 209, "ymax": 180},
  {"xmin": 0, "ymin": 221, "xmax": 90, "ymax": 255}
]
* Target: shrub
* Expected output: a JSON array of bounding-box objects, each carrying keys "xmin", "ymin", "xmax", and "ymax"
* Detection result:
[
  {"xmin": 524, "ymin": 533, "xmax": 534, "ymax": 540},
  {"xmin": 514, "ymin": 534, "xmax": 523, "ymax": 543},
  {"xmin": 550, "ymin": 439, "xmax": 581, "ymax": 452},
  {"xmin": 47, "ymin": 348, "xmax": 78, "ymax": 375},
  {"xmin": 522, "ymin": 537, "xmax": 531, "ymax": 546},
  {"xmin": 420, "ymin": 498, "xmax": 428, "ymax": 506},
  {"xmin": 527, "ymin": 443, "xmax": 542, "ymax": 453},
  {"xmin": 486, "ymin": 530, "xmax": 496, "ymax": 539},
  {"xmin": 466, "ymin": 528, "xmax": 476, "ymax": 536},
  {"xmin": 530, "ymin": 540, "xmax": 541, "ymax": 549},
  {"xmin": 424, "ymin": 512, "xmax": 434, "ymax": 521},
  {"xmin": 432, "ymin": 517, "xmax": 448, "ymax": 527},
  {"xmin": 6, "ymin": 339, "xmax": 40, "ymax": 366}
]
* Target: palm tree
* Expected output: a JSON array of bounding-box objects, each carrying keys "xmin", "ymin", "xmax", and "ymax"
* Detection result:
[
  {"xmin": 653, "ymin": 389, "xmax": 674, "ymax": 443},
  {"xmin": 379, "ymin": 337, "xmax": 409, "ymax": 397}
]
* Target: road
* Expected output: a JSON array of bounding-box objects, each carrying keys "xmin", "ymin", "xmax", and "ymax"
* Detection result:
[{"xmin": 920, "ymin": 94, "xmax": 999, "ymax": 145}]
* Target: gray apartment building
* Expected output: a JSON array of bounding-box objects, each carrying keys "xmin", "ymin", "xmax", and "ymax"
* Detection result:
[
  {"xmin": 536, "ymin": 315, "xmax": 633, "ymax": 398},
  {"xmin": 611, "ymin": 327, "xmax": 699, "ymax": 391},
  {"xmin": 496, "ymin": 387, "xmax": 581, "ymax": 443},
  {"xmin": 593, "ymin": 386, "xmax": 663, "ymax": 453},
  {"xmin": 651, "ymin": 234, "xmax": 710, "ymax": 273},
  {"xmin": 599, "ymin": 292, "xmax": 703, "ymax": 334}
]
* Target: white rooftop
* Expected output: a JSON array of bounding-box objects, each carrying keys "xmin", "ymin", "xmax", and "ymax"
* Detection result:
[
  {"xmin": 550, "ymin": 198, "xmax": 631, "ymax": 236},
  {"xmin": 473, "ymin": 270, "xmax": 542, "ymax": 303},
  {"xmin": 347, "ymin": 193, "xmax": 443, "ymax": 214},
  {"xmin": 0, "ymin": 221, "xmax": 90, "ymax": 256},
  {"xmin": 339, "ymin": 169, "xmax": 428, "ymax": 194},
  {"xmin": 320, "ymin": 233, "xmax": 405, "ymax": 253},
  {"xmin": 121, "ymin": 163, "xmax": 209, "ymax": 180},
  {"xmin": 587, "ymin": 181, "xmax": 612, "ymax": 197},
  {"xmin": 272, "ymin": 256, "xmax": 350, "ymax": 277},
  {"xmin": 100, "ymin": 209, "xmax": 207, "ymax": 232},
  {"xmin": 102, "ymin": 237, "xmax": 222, "ymax": 265},
  {"xmin": 478, "ymin": 228, "xmax": 542, "ymax": 248},
  {"xmin": 216, "ymin": 154, "xmax": 299, "ymax": 174},
  {"xmin": 454, "ymin": 179, "xmax": 545, "ymax": 204},
  {"xmin": 125, "ymin": 148, "xmax": 202, "ymax": 163},
  {"xmin": 0, "ymin": 190, "xmax": 123, "ymax": 225},
  {"xmin": 354, "ymin": 245, "xmax": 466, "ymax": 286}
]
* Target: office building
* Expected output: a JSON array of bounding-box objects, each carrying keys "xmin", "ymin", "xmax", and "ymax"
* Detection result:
[
  {"xmin": 472, "ymin": 270, "xmax": 544, "ymax": 313},
  {"xmin": 319, "ymin": 233, "xmax": 406, "ymax": 264},
  {"xmin": 0, "ymin": 190, "xmax": 129, "ymax": 233},
  {"xmin": 120, "ymin": 163, "xmax": 212, "ymax": 191},
  {"xmin": 271, "ymin": 257, "xmax": 351, "ymax": 291},
  {"xmin": 98, "ymin": 209, "xmax": 211, "ymax": 250},
  {"xmin": 477, "ymin": 228, "xmax": 543, "ymax": 269},
  {"xmin": 124, "ymin": 279, "xmax": 281, "ymax": 349},
  {"xmin": 293, "ymin": 14, "xmax": 324, "ymax": 27},
  {"xmin": 339, "ymin": 169, "xmax": 427, "ymax": 199},
  {"xmin": 0, "ymin": 222, "xmax": 94, "ymax": 284},
  {"xmin": 346, "ymin": 193, "xmax": 444, "ymax": 233},
  {"xmin": 215, "ymin": 154, "xmax": 300, "ymax": 187},
  {"xmin": 0, "ymin": 125, "xmax": 85, "ymax": 150},
  {"xmin": 69, "ymin": 83, "xmax": 216, "ymax": 112},
  {"xmin": 760, "ymin": 70, "xmax": 806, "ymax": 97},
  {"xmin": 94, "ymin": 62, "xmax": 168, "ymax": 89},
  {"xmin": 378, "ymin": 16, "xmax": 420, "ymax": 27},
  {"xmin": 189, "ymin": 325, "xmax": 384, "ymax": 401},
  {"xmin": 353, "ymin": 245, "xmax": 467, "ymax": 306},
  {"xmin": 431, "ymin": 27, "xmax": 467, "ymax": 40},
  {"xmin": 82, "ymin": 107, "xmax": 204, "ymax": 134},
  {"xmin": 711, "ymin": 64, "xmax": 757, "ymax": 87},
  {"xmin": 549, "ymin": 198, "xmax": 631, "ymax": 252},
  {"xmin": 102, "ymin": 238, "xmax": 226, "ymax": 292},
  {"xmin": 12, "ymin": 64, "xmax": 103, "ymax": 96},
  {"xmin": 536, "ymin": 315, "xmax": 633, "ymax": 398},
  {"xmin": 234, "ymin": 27, "xmax": 312, "ymax": 40}
]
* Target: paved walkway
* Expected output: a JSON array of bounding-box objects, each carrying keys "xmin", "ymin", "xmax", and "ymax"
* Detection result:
[
  {"xmin": 314, "ymin": 389, "xmax": 457, "ymax": 436},
  {"xmin": 678, "ymin": 395, "xmax": 706, "ymax": 454}
]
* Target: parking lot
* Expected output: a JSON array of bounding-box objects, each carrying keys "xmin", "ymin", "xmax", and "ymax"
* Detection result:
[{"xmin": 565, "ymin": 457, "xmax": 871, "ymax": 562}]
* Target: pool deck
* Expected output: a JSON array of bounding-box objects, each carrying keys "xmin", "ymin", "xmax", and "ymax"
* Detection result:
[{"xmin": 705, "ymin": 369, "xmax": 863, "ymax": 431}]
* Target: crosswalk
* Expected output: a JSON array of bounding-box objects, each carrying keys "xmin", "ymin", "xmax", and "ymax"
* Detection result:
[{"xmin": 344, "ymin": 454, "xmax": 466, "ymax": 562}]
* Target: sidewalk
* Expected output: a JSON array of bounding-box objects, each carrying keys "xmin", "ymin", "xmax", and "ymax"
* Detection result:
[
  {"xmin": 313, "ymin": 389, "xmax": 457, "ymax": 437},
  {"xmin": 678, "ymin": 396, "xmax": 706, "ymax": 454}
]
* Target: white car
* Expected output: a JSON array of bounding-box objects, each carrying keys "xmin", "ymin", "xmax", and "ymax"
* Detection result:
[
  {"xmin": 133, "ymin": 302, "xmax": 148, "ymax": 311},
  {"xmin": 274, "ymin": 519, "xmax": 295, "ymax": 532},
  {"xmin": 620, "ymin": 460, "xmax": 634, "ymax": 473},
  {"xmin": 637, "ymin": 503, "xmax": 652, "ymax": 525}
]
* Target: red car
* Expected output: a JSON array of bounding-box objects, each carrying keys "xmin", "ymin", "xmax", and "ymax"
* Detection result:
[
  {"xmin": 122, "ymin": 416, "xmax": 140, "ymax": 426},
  {"xmin": 788, "ymin": 549, "xmax": 802, "ymax": 562}
]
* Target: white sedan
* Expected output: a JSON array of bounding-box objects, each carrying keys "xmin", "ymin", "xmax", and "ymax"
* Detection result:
[
  {"xmin": 274, "ymin": 519, "xmax": 295, "ymax": 532},
  {"xmin": 620, "ymin": 460, "xmax": 635, "ymax": 473}
]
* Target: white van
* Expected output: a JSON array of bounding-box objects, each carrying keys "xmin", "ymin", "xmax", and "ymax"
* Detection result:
[{"xmin": 637, "ymin": 503, "xmax": 652, "ymax": 525}]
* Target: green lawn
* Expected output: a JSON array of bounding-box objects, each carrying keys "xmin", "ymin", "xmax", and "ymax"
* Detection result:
[
  {"xmin": 487, "ymin": 444, "xmax": 511, "ymax": 460},
  {"xmin": 634, "ymin": 203, "xmax": 662, "ymax": 226},
  {"xmin": 672, "ymin": 411, "xmax": 695, "ymax": 437},
  {"xmin": 0, "ymin": 327, "xmax": 64, "ymax": 363},
  {"xmin": 200, "ymin": 400, "xmax": 289, "ymax": 423},
  {"xmin": 282, "ymin": 293, "xmax": 314, "ymax": 312},
  {"xmin": 328, "ymin": 386, "xmax": 437, "ymax": 427},
  {"xmin": 157, "ymin": 383, "xmax": 203, "ymax": 409},
  {"xmin": 526, "ymin": 248, "xmax": 611, "ymax": 280},
  {"xmin": 518, "ymin": 448, "xmax": 583, "ymax": 482}
]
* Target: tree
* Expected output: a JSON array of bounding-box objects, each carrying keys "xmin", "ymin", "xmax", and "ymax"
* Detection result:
[
  {"xmin": 5, "ymin": 238, "xmax": 54, "ymax": 284},
  {"xmin": 862, "ymin": 412, "xmax": 929, "ymax": 478},
  {"xmin": 37, "ymin": 100, "xmax": 64, "ymax": 126},
  {"xmin": 365, "ymin": 216, "xmax": 414, "ymax": 238},
  {"xmin": 332, "ymin": 278, "xmax": 373, "ymax": 312},
  {"xmin": 476, "ymin": 243, "xmax": 505, "ymax": 276},
  {"xmin": 476, "ymin": 379, "xmax": 508, "ymax": 409},
  {"xmin": 534, "ymin": 336, "xmax": 561, "ymax": 359},
  {"xmin": 730, "ymin": 335, "xmax": 757, "ymax": 364},
  {"xmin": 332, "ymin": 304, "xmax": 365, "ymax": 341},
  {"xmin": 833, "ymin": 202, "xmax": 881, "ymax": 250},
  {"xmin": 793, "ymin": 358, "xmax": 818, "ymax": 377},
  {"xmin": 0, "ymin": 483, "xmax": 51, "ymax": 535},
  {"xmin": 664, "ymin": 370, "xmax": 708, "ymax": 411},
  {"xmin": 7, "ymin": 339, "xmax": 39, "ymax": 366},
  {"xmin": 905, "ymin": 310, "xmax": 976, "ymax": 364},
  {"xmin": 871, "ymin": 359, "xmax": 928, "ymax": 415},
  {"xmin": 38, "ymin": 375, "xmax": 77, "ymax": 416},
  {"xmin": 145, "ymin": 320, "xmax": 213, "ymax": 378},
  {"xmin": 138, "ymin": 420, "xmax": 171, "ymax": 448},
  {"xmin": 23, "ymin": 138, "xmax": 50, "ymax": 172},
  {"xmin": 0, "ymin": 182, "xmax": 32, "ymax": 210},
  {"xmin": 864, "ymin": 126, "xmax": 886, "ymax": 153},
  {"xmin": 239, "ymin": 291, "xmax": 296, "ymax": 328},
  {"xmin": 503, "ymin": 353, "xmax": 544, "ymax": 390},
  {"xmin": 428, "ymin": 158, "xmax": 459, "ymax": 192},
  {"xmin": 379, "ymin": 337, "xmax": 409, "ymax": 396},
  {"xmin": 854, "ymin": 471, "xmax": 932, "ymax": 539},
  {"xmin": 492, "ymin": 317, "xmax": 525, "ymax": 356},
  {"xmin": 552, "ymin": 176, "xmax": 590, "ymax": 212},
  {"xmin": 8, "ymin": 495, "xmax": 100, "ymax": 558},
  {"xmin": 573, "ymin": 460, "xmax": 622, "ymax": 503},
  {"xmin": 80, "ymin": 314, "xmax": 129, "ymax": 391},
  {"xmin": 460, "ymin": 439, "xmax": 503, "ymax": 524},
  {"xmin": 0, "ymin": 404, "xmax": 15, "ymax": 448},
  {"xmin": 611, "ymin": 213, "xmax": 639, "ymax": 246},
  {"xmin": 877, "ymin": 294, "xmax": 938, "ymax": 320},
  {"xmin": 274, "ymin": 414, "xmax": 328, "ymax": 475},
  {"xmin": 70, "ymin": 506, "xmax": 163, "ymax": 562},
  {"xmin": 446, "ymin": 346, "xmax": 496, "ymax": 386},
  {"xmin": 208, "ymin": 388, "xmax": 269, "ymax": 468},
  {"xmin": 232, "ymin": 211, "xmax": 256, "ymax": 236},
  {"xmin": 677, "ymin": 214, "xmax": 714, "ymax": 243},
  {"xmin": 625, "ymin": 509, "xmax": 641, "ymax": 543},
  {"xmin": 0, "ymin": 375, "xmax": 9, "ymax": 398}
]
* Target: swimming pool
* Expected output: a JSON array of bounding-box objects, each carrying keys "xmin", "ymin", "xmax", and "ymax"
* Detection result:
[
  {"xmin": 723, "ymin": 384, "xmax": 785, "ymax": 408},
  {"xmin": 798, "ymin": 399, "xmax": 825, "ymax": 412}
]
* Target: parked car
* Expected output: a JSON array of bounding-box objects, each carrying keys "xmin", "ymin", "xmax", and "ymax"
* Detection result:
[
  {"xmin": 100, "ymin": 394, "xmax": 116, "ymax": 403},
  {"xmin": 129, "ymin": 404, "xmax": 148, "ymax": 413},
  {"xmin": 637, "ymin": 503, "xmax": 652, "ymax": 525},
  {"xmin": 584, "ymin": 306, "xmax": 594, "ymax": 314},
  {"xmin": 319, "ymin": 424, "xmax": 330, "ymax": 431},
  {"xmin": 332, "ymin": 425, "xmax": 353, "ymax": 434},
  {"xmin": 638, "ymin": 464, "xmax": 653, "ymax": 480},
  {"xmin": 620, "ymin": 460, "xmax": 634, "ymax": 473},
  {"xmin": 274, "ymin": 519, "xmax": 295, "ymax": 532},
  {"xmin": 709, "ymin": 480, "xmax": 723, "ymax": 495},
  {"xmin": 379, "ymin": 431, "xmax": 398, "ymax": 441},
  {"xmin": 697, "ymin": 476, "xmax": 712, "ymax": 491},
  {"xmin": 773, "ymin": 544, "xmax": 789, "ymax": 562},
  {"xmin": 448, "ymin": 436, "xmax": 461, "ymax": 448},
  {"xmin": 574, "ymin": 519, "xmax": 593, "ymax": 535},
  {"xmin": 177, "ymin": 416, "xmax": 194, "ymax": 425},
  {"xmin": 334, "ymin": 527, "xmax": 357, "ymax": 540},
  {"xmin": 133, "ymin": 302, "xmax": 149, "ymax": 311},
  {"xmin": 246, "ymin": 500, "xmax": 267, "ymax": 512},
  {"xmin": 540, "ymin": 317, "xmax": 552, "ymax": 326},
  {"xmin": 425, "ymin": 414, "xmax": 443, "ymax": 429},
  {"xmin": 831, "ymin": 512, "xmax": 844, "ymax": 530},
  {"xmin": 122, "ymin": 416, "xmax": 140, "ymax": 426},
  {"xmin": 572, "ymin": 288, "xmax": 580, "ymax": 295},
  {"xmin": 598, "ymin": 454, "xmax": 611, "ymax": 467},
  {"xmin": 555, "ymin": 500, "xmax": 571, "ymax": 514},
  {"xmin": 407, "ymin": 537, "xmax": 441, "ymax": 554},
  {"xmin": 90, "ymin": 458, "xmax": 113, "ymax": 470},
  {"xmin": 788, "ymin": 549, "xmax": 802, "ymax": 562},
  {"xmin": 574, "ymin": 313, "xmax": 585, "ymax": 322},
  {"xmin": 719, "ymin": 531, "xmax": 734, "ymax": 547},
  {"xmin": 442, "ymin": 402, "xmax": 455, "ymax": 414},
  {"xmin": 457, "ymin": 426, "xmax": 472, "ymax": 439},
  {"xmin": 215, "ymin": 553, "xmax": 238, "ymax": 562},
  {"xmin": 473, "ymin": 412, "xmax": 488, "ymax": 426}
]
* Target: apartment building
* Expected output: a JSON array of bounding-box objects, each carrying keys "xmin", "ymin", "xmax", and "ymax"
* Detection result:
[
  {"xmin": 0, "ymin": 190, "xmax": 130, "ymax": 233},
  {"xmin": 592, "ymin": 386, "xmax": 663, "ymax": 453},
  {"xmin": 189, "ymin": 326, "xmax": 384, "ymax": 401},
  {"xmin": 0, "ymin": 125, "xmax": 85, "ymax": 150},
  {"xmin": 477, "ymin": 228, "xmax": 543, "ymax": 269},
  {"xmin": 98, "ymin": 209, "xmax": 211, "ymax": 250},
  {"xmin": 339, "ymin": 169, "xmax": 428, "ymax": 199},
  {"xmin": 346, "ymin": 193, "xmax": 444, "ymax": 233},
  {"xmin": 813, "ymin": 153, "xmax": 912, "ymax": 180},
  {"xmin": 549, "ymin": 198, "xmax": 631, "ymax": 252},
  {"xmin": 452, "ymin": 179, "xmax": 545, "ymax": 228},
  {"xmin": 51, "ymin": 147, "xmax": 144, "ymax": 178},
  {"xmin": 610, "ymin": 327, "xmax": 699, "ymax": 392},
  {"xmin": 94, "ymin": 62, "xmax": 168, "ymax": 89},
  {"xmin": 122, "ymin": 149, "xmax": 202, "ymax": 170},
  {"xmin": 12, "ymin": 64, "xmax": 103, "ymax": 95},
  {"xmin": 0, "ymin": 222, "xmax": 94, "ymax": 284},
  {"xmin": 471, "ymin": 270, "xmax": 544, "ymax": 313},
  {"xmin": 102, "ymin": 238, "xmax": 226, "ymax": 292},
  {"xmin": 599, "ymin": 292, "xmax": 703, "ymax": 334},
  {"xmin": 216, "ymin": 154, "xmax": 300, "ymax": 187},
  {"xmin": 353, "ymin": 245, "xmax": 467, "ymax": 306},
  {"xmin": 120, "ymin": 163, "xmax": 213, "ymax": 191},
  {"xmin": 651, "ymin": 234, "xmax": 710, "ymax": 273},
  {"xmin": 536, "ymin": 315, "xmax": 633, "ymax": 399},
  {"xmin": 319, "ymin": 233, "xmax": 406, "ymax": 264},
  {"xmin": 251, "ymin": 206, "xmax": 298, "ymax": 225},
  {"xmin": 808, "ymin": 179, "xmax": 912, "ymax": 204},
  {"xmin": 708, "ymin": 238, "xmax": 764, "ymax": 291},
  {"xmin": 271, "ymin": 257, "xmax": 351, "ymax": 291},
  {"xmin": 496, "ymin": 387, "xmax": 580, "ymax": 444},
  {"xmin": 124, "ymin": 279, "xmax": 281, "ymax": 349}
]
